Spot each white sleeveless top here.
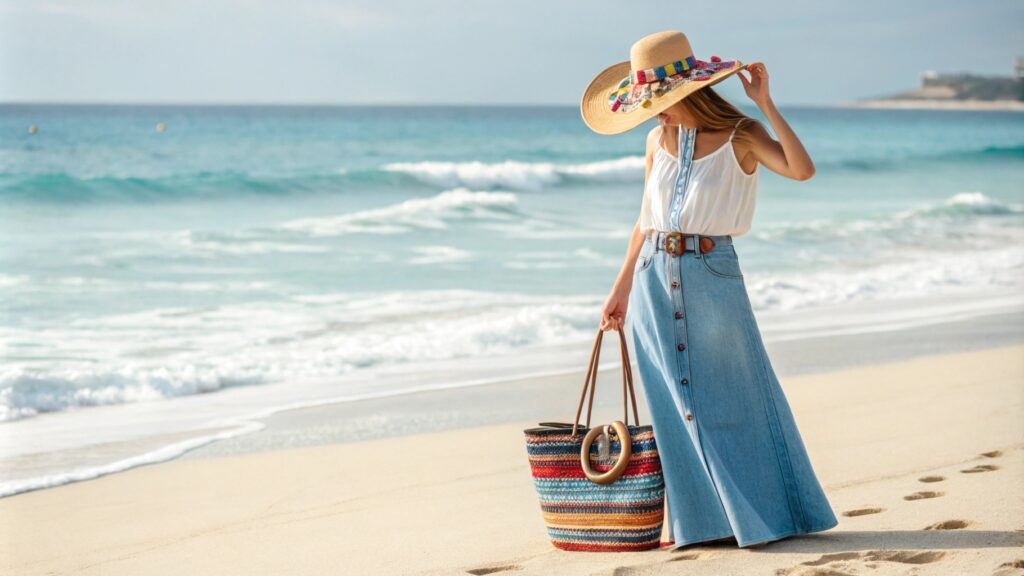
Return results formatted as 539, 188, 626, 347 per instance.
639, 121, 759, 237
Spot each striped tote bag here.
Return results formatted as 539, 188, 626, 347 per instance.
523, 326, 664, 551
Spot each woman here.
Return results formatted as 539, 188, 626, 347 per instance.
580, 31, 838, 549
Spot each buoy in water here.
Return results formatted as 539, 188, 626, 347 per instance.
28, 124, 37, 135
156, 122, 166, 133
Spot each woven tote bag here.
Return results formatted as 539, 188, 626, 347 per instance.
523, 326, 665, 552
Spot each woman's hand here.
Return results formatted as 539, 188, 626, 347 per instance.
735, 61, 816, 181
738, 62, 771, 107
600, 287, 629, 331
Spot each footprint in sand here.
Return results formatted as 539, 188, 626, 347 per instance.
904, 490, 945, 501
925, 519, 972, 530
778, 550, 947, 575
961, 464, 1000, 474
799, 551, 861, 566
993, 559, 1024, 576
918, 475, 945, 483
980, 450, 1003, 458
841, 507, 884, 517
465, 564, 522, 575
667, 551, 706, 562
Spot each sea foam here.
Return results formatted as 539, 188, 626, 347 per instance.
382, 157, 644, 190
278, 188, 519, 236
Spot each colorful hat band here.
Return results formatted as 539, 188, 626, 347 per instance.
608, 56, 737, 113
630, 56, 697, 85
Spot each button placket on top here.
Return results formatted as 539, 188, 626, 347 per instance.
667, 125, 696, 234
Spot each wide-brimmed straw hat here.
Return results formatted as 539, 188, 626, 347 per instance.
581, 30, 745, 135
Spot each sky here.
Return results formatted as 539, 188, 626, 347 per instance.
1, 0, 1021, 106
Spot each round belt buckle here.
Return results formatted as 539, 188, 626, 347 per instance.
664, 232, 684, 256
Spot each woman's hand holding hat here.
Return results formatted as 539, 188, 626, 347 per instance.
738, 62, 771, 107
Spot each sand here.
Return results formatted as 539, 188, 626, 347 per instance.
2, 344, 1022, 576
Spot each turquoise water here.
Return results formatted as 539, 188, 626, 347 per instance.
2, 104, 1023, 429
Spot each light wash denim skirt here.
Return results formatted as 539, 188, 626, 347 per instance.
628, 231, 839, 549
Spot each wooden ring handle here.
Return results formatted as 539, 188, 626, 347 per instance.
580, 420, 632, 485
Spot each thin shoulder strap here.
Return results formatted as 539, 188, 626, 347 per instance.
728, 118, 745, 142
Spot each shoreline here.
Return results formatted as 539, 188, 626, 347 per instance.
181, 306, 1024, 462
2, 301, 1022, 499
834, 99, 1024, 111
2, 343, 1021, 575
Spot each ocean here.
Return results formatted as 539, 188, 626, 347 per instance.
2, 104, 1023, 497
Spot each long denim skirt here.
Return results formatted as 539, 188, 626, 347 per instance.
628, 232, 838, 548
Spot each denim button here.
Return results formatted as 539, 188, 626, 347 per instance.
685, 413, 694, 421
671, 281, 679, 288
677, 344, 686, 351
675, 311, 683, 319
681, 378, 688, 385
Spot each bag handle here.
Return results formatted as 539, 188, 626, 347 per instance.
571, 325, 640, 436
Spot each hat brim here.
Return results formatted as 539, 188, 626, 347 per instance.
580, 59, 745, 135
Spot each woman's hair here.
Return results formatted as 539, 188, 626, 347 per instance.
674, 86, 760, 148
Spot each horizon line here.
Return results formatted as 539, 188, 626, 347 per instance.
0, 99, 836, 108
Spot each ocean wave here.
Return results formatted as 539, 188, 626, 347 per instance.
408, 245, 474, 265
1, 275, 276, 295
900, 191, 1023, 217
747, 196, 1024, 312
0, 274, 30, 288
382, 144, 1024, 189
819, 144, 1024, 173
753, 192, 1024, 243
277, 188, 519, 236
0, 157, 643, 202
379, 145, 1024, 189
41, 229, 331, 268
973, 144, 1024, 159
748, 244, 1024, 312
0, 290, 601, 423
0, 367, 271, 422
381, 157, 645, 190
0, 170, 363, 203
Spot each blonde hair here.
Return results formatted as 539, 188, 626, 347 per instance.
665, 86, 760, 149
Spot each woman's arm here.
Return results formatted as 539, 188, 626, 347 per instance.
616, 127, 658, 285
738, 62, 816, 181
599, 127, 658, 331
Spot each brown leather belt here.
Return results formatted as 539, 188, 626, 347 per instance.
650, 230, 716, 256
